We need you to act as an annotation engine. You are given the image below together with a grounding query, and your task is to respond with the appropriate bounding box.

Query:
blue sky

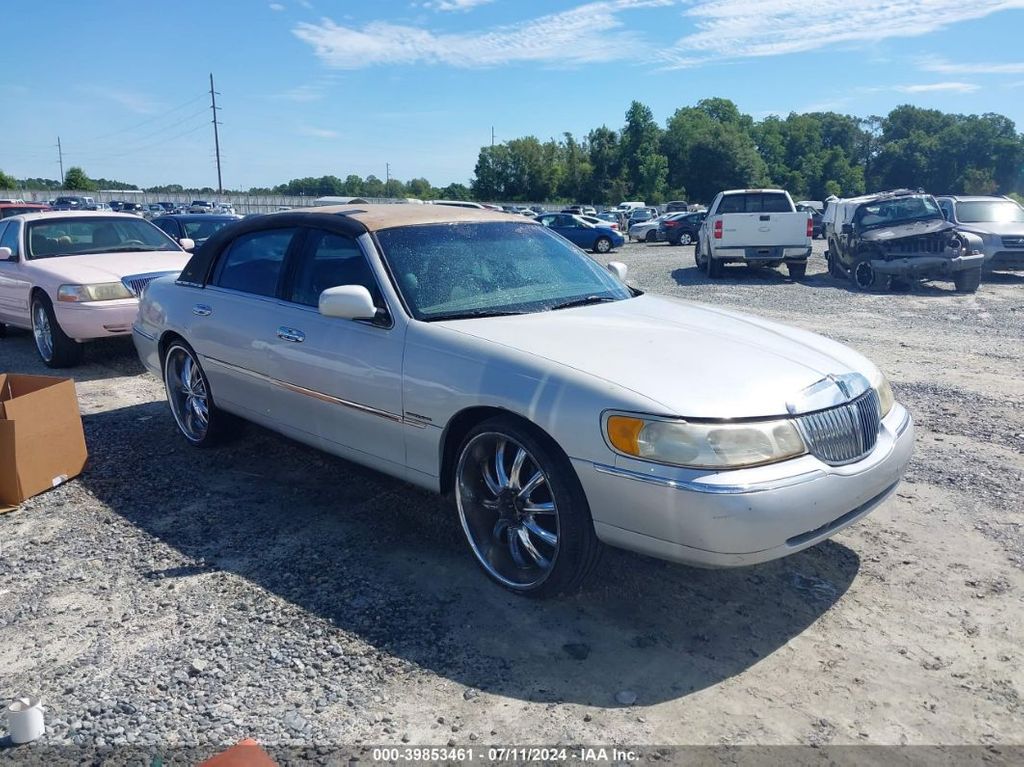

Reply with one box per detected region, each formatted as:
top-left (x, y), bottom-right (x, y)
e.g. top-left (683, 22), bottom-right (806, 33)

top-left (3, 0), bottom-right (1024, 190)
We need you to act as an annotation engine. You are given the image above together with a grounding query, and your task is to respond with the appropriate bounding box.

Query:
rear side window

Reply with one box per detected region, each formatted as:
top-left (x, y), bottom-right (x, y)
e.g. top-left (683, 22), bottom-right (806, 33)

top-left (718, 193), bottom-right (792, 213)
top-left (1, 221), bottom-right (20, 257)
top-left (213, 228), bottom-right (297, 298)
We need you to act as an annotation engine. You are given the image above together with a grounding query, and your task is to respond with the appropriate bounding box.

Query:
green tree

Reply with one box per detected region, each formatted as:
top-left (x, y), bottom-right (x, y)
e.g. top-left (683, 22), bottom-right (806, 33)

top-left (0, 169), bottom-right (17, 189)
top-left (63, 166), bottom-right (95, 191)
top-left (620, 101), bottom-right (667, 201)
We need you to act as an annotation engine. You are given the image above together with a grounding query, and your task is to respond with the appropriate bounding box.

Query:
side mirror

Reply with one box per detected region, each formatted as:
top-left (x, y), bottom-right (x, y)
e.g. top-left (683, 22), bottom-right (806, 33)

top-left (0, 246), bottom-right (13, 261)
top-left (179, 237), bottom-right (195, 252)
top-left (607, 261), bottom-right (628, 281)
top-left (319, 285), bottom-right (378, 321)
top-left (841, 223), bottom-right (853, 235)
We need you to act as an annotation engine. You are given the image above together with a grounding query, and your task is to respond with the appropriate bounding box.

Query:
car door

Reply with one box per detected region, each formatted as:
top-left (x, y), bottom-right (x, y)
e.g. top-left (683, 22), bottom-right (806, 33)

top-left (267, 227), bottom-right (407, 470)
top-left (0, 220), bottom-right (30, 325)
top-left (186, 226), bottom-right (301, 425)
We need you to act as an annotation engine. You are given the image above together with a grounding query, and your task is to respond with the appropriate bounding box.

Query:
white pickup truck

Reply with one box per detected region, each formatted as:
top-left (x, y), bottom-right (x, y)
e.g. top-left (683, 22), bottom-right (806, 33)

top-left (695, 189), bottom-right (813, 279)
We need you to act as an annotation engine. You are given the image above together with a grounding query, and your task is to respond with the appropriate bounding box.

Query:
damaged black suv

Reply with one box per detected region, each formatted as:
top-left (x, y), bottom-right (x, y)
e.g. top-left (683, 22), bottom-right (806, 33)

top-left (826, 190), bottom-right (985, 293)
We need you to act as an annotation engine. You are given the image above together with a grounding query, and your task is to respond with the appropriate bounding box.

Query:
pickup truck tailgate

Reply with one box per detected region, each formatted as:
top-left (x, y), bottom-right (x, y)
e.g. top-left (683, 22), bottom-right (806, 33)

top-left (716, 212), bottom-right (809, 247)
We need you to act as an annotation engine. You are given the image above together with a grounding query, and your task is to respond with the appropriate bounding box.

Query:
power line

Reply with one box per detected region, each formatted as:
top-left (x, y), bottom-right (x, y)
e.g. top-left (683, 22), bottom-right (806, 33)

top-left (81, 93), bottom-right (207, 144)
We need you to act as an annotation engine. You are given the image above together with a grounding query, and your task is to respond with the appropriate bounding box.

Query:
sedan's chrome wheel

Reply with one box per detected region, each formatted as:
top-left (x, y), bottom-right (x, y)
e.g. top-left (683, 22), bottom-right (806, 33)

top-left (164, 345), bottom-right (210, 443)
top-left (456, 432), bottom-right (560, 590)
top-left (679, 232), bottom-right (692, 245)
top-left (31, 301), bottom-right (54, 362)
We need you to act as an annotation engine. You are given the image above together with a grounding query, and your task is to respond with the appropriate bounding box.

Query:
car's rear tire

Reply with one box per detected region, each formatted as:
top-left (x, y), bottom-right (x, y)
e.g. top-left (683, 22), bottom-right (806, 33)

top-left (162, 340), bottom-right (233, 447)
top-left (454, 416), bottom-right (601, 598)
top-left (593, 236), bottom-right (613, 254)
top-left (31, 293), bottom-right (83, 368)
top-left (706, 250), bottom-right (723, 278)
top-left (677, 232), bottom-right (692, 246)
top-left (787, 261), bottom-right (807, 280)
top-left (953, 268), bottom-right (981, 294)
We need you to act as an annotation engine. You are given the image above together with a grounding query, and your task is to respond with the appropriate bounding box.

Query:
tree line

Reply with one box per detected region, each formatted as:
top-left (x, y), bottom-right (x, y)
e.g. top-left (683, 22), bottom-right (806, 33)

top-left (4, 98), bottom-right (1022, 204)
top-left (471, 99), bottom-right (1024, 204)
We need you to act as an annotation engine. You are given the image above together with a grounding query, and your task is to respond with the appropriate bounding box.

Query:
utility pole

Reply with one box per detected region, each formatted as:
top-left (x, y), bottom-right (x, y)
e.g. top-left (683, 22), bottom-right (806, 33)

top-left (386, 162), bottom-right (391, 197)
top-left (56, 136), bottom-right (64, 186)
top-left (491, 126), bottom-right (495, 147)
top-left (209, 73), bottom-right (223, 194)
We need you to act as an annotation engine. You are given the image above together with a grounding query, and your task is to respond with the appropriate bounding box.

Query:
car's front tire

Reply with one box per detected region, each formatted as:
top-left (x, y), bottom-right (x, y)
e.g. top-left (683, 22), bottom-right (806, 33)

top-left (162, 340), bottom-right (233, 447)
top-left (454, 416), bottom-right (601, 598)
top-left (953, 268), bottom-right (981, 293)
top-left (593, 236), bottom-right (613, 254)
top-left (31, 293), bottom-right (83, 368)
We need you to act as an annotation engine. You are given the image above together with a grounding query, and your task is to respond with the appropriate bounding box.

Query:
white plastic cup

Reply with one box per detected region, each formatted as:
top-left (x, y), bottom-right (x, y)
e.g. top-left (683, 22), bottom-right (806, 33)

top-left (6, 697), bottom-right (45, 744)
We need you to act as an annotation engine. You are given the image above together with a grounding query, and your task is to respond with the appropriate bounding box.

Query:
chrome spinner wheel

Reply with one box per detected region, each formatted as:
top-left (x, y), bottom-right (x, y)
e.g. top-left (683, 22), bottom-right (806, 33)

top-left (164, 344), bottom-right (210, 443)
top-left (32, 300), bottom-right (54, 362)
top-left (456, 432), bottom-right (560, 590)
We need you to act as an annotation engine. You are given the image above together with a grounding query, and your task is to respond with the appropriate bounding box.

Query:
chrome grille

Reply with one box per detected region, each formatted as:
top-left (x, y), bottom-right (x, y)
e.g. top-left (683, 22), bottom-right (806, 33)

top-left (121, 271), bottom-right (177, 297)
top-left (794, 389), bottom-right (881, 465)
top-left (1001, 236), bottom-right (1024, 249)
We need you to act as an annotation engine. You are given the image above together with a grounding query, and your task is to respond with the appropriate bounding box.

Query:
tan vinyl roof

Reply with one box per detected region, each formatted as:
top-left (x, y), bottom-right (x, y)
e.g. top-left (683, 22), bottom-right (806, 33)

top-left (283, 203), bottom-right (534, 232)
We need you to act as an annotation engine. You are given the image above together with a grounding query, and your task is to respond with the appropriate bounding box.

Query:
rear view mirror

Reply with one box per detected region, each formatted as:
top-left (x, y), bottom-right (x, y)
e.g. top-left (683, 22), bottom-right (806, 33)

top-left (319, 285), bottom-right (377, 321)
top-left (607, 261), bottom-right (628, 281)
top-left (179, 237), bottom-right (195, 252)
top-left (0, 246), bottom-right (12, 261)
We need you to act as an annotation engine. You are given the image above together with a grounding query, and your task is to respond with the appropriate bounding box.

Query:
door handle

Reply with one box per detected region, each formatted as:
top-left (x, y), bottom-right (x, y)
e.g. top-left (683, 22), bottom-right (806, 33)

top-left (192, 304), bottom-right (212, 316)
top-left (276, 326), bottom-right (305, 343)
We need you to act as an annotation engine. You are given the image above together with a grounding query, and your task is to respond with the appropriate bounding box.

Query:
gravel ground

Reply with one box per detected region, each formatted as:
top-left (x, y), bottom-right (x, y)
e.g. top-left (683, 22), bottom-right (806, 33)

top-left (1, 240), bottom-right (1023, 760)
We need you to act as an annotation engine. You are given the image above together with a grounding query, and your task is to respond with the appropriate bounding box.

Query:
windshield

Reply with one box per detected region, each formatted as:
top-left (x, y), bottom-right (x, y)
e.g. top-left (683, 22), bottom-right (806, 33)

top-left (26, 216), bottom-right (181, 259)
top-left (855, 195), bottom-right (943, 229)
top-left (955, 200), bottom-right (1024, 224)
top-left (375, 222), bottom-right (632, 321)
top-left (183, 219), bottom-right (234, 243)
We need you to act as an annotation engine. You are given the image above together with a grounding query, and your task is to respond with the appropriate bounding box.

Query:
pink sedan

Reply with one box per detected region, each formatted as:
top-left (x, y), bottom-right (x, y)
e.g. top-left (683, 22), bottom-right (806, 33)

top-left (0, 211), bottom-right (196, 367)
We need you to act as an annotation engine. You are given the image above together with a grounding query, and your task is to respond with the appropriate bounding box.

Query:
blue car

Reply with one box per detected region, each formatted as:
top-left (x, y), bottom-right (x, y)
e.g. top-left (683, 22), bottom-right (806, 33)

top-left (536, 212), bottom-right (624, 254)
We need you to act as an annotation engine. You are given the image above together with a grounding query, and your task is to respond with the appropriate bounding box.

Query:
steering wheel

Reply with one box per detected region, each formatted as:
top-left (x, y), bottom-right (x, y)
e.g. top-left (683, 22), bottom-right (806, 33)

top-left (121, 239), bottom-right (147, 248)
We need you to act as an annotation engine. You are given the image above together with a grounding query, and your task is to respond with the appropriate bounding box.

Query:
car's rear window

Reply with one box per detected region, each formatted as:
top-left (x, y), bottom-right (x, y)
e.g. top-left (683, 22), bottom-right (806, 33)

top-left (718, 193), bottom-right (793, 214)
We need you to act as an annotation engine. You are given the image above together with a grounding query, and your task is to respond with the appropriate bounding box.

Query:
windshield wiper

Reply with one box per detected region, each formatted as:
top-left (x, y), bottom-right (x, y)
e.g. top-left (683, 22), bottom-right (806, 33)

top-left (548, 295), bottom-right (617, 311)
top-left (426, 309), bottom-right (527, 322)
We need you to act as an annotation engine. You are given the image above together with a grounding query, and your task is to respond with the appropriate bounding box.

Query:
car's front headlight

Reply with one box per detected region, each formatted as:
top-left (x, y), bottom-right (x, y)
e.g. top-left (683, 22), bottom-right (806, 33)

top-left (605, 414), bottom-right (806, 470)
top-left (57, 282), bottom-right (134, 302)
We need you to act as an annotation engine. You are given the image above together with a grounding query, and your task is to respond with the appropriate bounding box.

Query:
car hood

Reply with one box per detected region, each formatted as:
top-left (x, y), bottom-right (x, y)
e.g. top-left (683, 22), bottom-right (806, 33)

top-left (955, 220), bottom-right (1024, 237)
top-left (27, 251), bottom-right (190, 284)
top-left (860, 219), bottom-right (953, 241)
top-left (440, 294), bottom-right (877, 418)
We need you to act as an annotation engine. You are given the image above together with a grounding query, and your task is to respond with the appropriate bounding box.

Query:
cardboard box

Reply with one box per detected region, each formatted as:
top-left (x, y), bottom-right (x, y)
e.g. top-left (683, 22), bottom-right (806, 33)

top-left (0, 373), bottom-right (88, 513)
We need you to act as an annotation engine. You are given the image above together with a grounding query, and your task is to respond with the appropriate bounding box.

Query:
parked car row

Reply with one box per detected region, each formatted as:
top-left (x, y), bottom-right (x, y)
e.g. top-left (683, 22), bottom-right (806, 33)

top-left (622, 187), bottom-right (1023, 293)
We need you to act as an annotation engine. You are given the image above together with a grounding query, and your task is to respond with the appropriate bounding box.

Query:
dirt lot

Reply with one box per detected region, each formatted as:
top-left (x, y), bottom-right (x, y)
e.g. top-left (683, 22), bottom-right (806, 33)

top-left (1, 241), bottom-right (1022, 757)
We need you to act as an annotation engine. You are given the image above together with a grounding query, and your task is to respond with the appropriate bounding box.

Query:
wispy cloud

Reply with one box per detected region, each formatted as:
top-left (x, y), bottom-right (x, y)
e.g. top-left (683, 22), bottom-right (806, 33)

top-left (919, 57), bottom-right (1024, 75)
top-left (662, 0), bottom-right (1024, 67)
top-left (269, 2), bottom-right (285, 10)
top-left (275, 83), bottom-right (326, 102)
top-left (894, 81), bottom-right (979, 93)
top-left (293, 0), bottom-right (672, 69)
top-left (298, 125), bottom-right (339, 139)
top-left (81, 86), bottom-right (159, 114)
top-left (423, 0), bottom-right (494, 11)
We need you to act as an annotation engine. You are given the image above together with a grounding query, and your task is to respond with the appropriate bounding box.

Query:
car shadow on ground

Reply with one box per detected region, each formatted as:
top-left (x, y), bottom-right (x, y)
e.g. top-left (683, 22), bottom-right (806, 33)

top-left (79, 401), bottom-right (862, 708)
top-left (1, 328), bottom-right (146, 382)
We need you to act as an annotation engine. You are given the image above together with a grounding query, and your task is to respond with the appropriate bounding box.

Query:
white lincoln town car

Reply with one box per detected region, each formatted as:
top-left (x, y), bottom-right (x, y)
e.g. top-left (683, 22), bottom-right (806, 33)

top-left (133, 205), bottom-right (914, 597)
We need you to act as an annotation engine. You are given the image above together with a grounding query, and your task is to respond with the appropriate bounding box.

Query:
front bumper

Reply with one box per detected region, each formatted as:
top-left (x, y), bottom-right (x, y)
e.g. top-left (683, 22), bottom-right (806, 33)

top-left (576, 404), bottom-right (914, 567)
top-left (131, 323), bottom-right (162, 376)
top-left (871, 252), bottom-right (983, 276)
top-left (55, 299), bottom-right (140, 341)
